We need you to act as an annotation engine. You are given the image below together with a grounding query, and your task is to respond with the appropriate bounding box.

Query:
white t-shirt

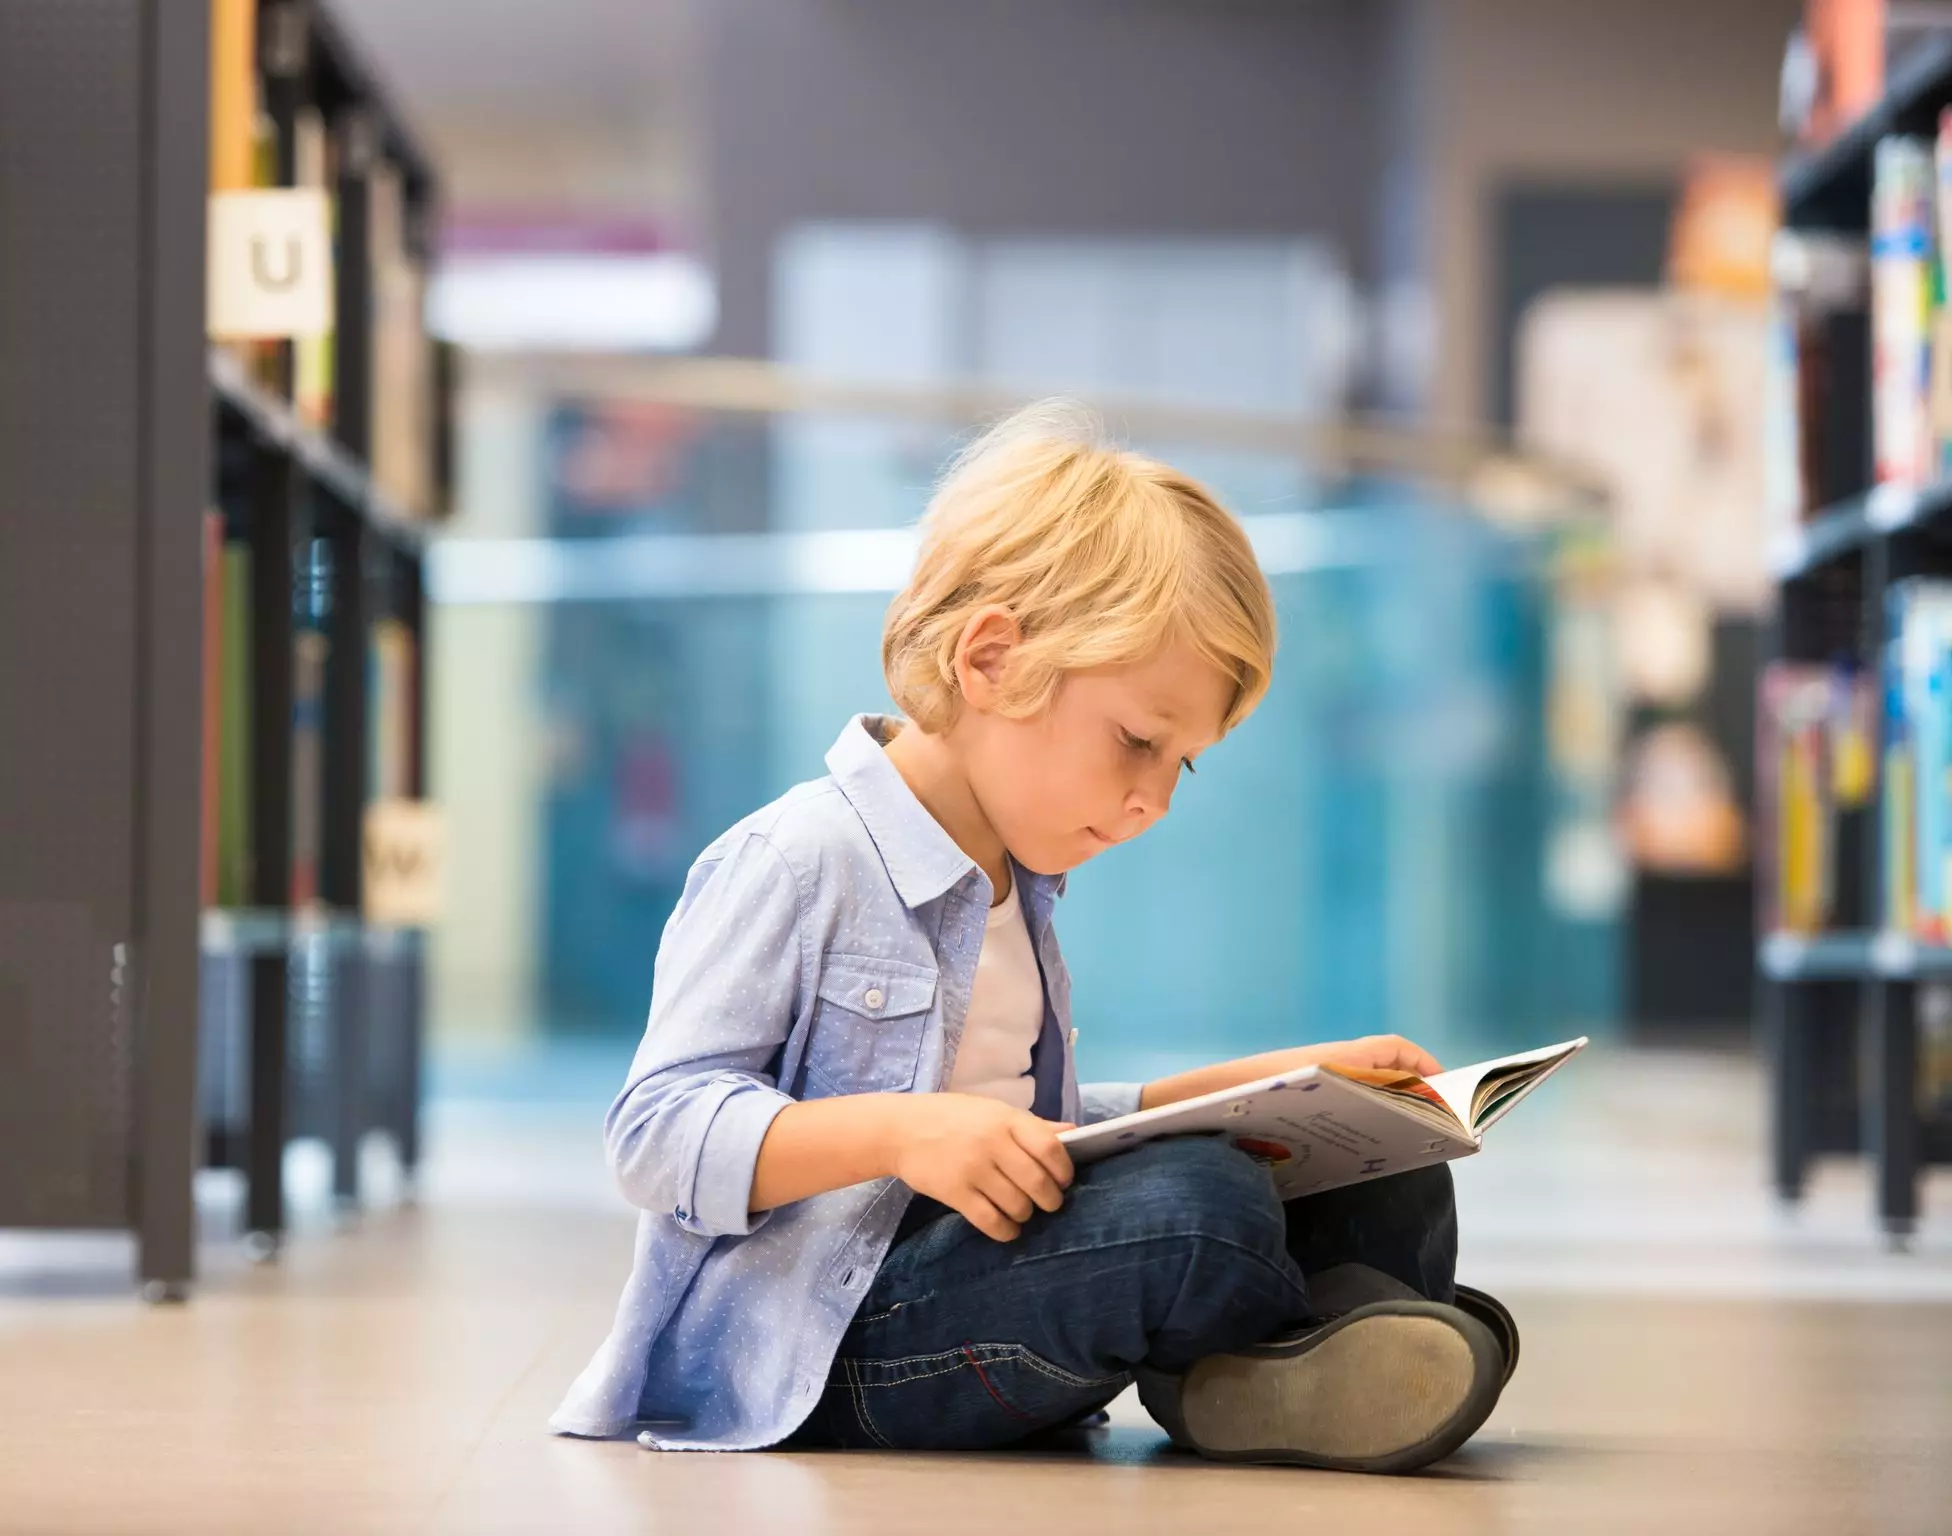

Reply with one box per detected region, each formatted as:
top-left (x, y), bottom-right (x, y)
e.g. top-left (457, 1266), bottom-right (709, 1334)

top-left (947, 876), bottom-right (1045, 1111)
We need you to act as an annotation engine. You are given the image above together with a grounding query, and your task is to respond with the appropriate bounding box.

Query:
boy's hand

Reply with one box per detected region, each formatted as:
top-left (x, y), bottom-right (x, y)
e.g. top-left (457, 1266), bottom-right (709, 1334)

top-left (1303, 1035), bottom-right (1443, 1078)
top-left (885, 1093), bottom-right (1074, 1242)
top-left (1134, 1035), bottom-right (1445, 1114)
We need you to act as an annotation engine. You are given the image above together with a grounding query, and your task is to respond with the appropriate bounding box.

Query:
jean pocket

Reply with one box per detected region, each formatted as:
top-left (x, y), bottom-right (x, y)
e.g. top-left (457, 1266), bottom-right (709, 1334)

top-left (801, 952), bottom-right (936, 1098)
top-left (837, 1344), bottom-right (1128, 1450)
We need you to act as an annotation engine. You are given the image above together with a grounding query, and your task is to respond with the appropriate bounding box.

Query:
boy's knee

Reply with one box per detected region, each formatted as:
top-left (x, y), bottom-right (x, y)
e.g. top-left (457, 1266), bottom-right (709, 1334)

top-left (1083, 1138), bottom-right (1302, 1367)
top-left (1374, 1162), bottom-right (1457, 1231)
top-left (1108, 1136), bottom-right (1289, 1259)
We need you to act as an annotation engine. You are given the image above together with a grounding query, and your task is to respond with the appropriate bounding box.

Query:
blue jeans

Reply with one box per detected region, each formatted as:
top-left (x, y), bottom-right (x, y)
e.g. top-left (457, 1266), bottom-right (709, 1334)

top-left (786, 1136), bottom-right (1459, 1451)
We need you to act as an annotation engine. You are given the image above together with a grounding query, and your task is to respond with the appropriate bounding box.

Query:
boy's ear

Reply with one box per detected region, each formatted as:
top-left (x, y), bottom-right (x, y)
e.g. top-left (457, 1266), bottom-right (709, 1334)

top-left (954, 606), bottom-right (1021, 713)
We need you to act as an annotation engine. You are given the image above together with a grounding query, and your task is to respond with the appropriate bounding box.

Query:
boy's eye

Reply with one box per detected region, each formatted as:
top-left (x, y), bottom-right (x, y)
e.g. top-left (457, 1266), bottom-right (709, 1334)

top-left (1120, 727), bottom-right (1196, 777)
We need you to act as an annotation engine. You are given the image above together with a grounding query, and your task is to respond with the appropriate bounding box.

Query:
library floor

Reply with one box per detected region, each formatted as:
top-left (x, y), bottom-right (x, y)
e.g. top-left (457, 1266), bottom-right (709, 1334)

top-left (4, 1046), bottom-right (1951, 1536)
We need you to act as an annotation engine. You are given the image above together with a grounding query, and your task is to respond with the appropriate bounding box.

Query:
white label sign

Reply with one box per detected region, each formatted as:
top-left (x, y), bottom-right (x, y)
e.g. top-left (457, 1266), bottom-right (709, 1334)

top-left (362, 799), bottom-right (444, 927)
top-left (207, 189), bottom-right (334, 339)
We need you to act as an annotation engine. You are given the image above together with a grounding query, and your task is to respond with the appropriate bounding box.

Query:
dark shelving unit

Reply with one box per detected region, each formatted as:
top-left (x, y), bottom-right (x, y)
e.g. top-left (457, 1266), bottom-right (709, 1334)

top-left (1765, 41), bottom-right (1952, 1241)
top-left (195, 1), bottom-right (445, 1256)
top-left (0, 0), bottom-right (210, 1299)
top-left (0, 0), bottom-right (446, 1297)
top-left (1767, 480), bottom-right (1952, 581)
top-left (1782, 34), bottom-right (1952, 230)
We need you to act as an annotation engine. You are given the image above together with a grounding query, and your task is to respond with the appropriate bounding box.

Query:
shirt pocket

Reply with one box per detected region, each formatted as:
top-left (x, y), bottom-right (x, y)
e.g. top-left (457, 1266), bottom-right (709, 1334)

top-left (801, 951), bottom-right (938, 1099)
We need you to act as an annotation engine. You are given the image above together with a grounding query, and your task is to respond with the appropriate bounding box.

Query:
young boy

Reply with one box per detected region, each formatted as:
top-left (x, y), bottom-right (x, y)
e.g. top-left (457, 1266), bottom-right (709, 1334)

top-left (552, 405), bottom-right (1517, 1473)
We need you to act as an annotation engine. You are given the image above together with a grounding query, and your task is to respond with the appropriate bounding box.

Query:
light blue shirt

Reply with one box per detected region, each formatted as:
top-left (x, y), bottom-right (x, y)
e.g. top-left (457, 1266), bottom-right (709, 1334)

top-left (551, 715), bottom-right (1143, 1447)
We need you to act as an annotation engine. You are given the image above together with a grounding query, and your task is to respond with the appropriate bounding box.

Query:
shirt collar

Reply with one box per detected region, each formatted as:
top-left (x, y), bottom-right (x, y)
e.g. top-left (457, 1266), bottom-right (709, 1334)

top-left (825, 714), bottom-right (1068, 913)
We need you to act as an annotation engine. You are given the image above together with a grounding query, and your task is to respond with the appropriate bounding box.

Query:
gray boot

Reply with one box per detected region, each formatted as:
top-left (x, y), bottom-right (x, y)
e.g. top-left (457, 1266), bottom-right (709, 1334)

top-left (1135, 1268), bottom-right (1505, 1475)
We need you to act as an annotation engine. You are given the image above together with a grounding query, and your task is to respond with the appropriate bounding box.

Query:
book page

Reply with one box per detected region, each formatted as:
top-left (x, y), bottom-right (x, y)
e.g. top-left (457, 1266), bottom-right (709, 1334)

top-left (1061, 1067), bottom-right (1479, 1199)
top-left (1425, 1037), bottom-right (1588, 1136)
top-left (1317, 1063), bottom-right (1467, 1137)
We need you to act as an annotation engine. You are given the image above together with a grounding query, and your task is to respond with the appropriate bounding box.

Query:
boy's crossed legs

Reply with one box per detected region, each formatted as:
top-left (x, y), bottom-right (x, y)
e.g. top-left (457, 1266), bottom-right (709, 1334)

top-left (789, 1137), bottom-right (1504, 1471)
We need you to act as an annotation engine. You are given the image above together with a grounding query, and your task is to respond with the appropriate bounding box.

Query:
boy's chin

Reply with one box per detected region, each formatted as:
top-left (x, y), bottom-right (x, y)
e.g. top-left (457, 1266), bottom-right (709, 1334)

top-left (1012, 832), bottom-right (1110, 877)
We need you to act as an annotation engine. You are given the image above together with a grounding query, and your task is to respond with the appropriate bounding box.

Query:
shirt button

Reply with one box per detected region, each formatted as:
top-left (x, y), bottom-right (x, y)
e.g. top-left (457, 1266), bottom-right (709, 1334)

top-left (863, 987), bottom-right (885, 1011)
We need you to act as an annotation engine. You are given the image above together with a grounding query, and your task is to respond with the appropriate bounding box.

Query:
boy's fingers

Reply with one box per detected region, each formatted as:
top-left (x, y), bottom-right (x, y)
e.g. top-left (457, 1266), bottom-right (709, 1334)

top-left (1011, 1119), bottom-right (1076, 1187)
top-left (994, 1138), bottom-right (1065, 1213)
top-left (976, 1164), bottom-right (1037, 1224)
top-left (1404, 1042), bottom-right (1442, 1075)
top-left (1379, 1034), bottom-right (1441, 1075)
top-left (960, 1189), bottom-right (1021, 1242)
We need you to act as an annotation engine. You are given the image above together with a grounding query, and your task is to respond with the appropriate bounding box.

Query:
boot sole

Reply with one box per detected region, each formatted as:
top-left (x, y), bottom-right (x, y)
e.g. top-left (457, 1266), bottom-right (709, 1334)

top-left (1141, 1302), bottom-right (1503, 1474)
top-left (1454, 1284), bottom-right (1519, 1387)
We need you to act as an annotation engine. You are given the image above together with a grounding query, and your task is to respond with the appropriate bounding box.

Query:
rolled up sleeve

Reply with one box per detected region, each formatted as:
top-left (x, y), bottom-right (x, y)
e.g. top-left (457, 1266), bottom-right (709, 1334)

top-left (604, 832), bottom-right (806, 1239)
top-left (1079, 1081), bottom-right (1144, 1125)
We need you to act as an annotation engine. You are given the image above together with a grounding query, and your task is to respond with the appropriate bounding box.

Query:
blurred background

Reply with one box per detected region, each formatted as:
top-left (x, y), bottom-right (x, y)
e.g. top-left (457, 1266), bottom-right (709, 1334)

top-left (390, 0), bottom-right (1789, 1078)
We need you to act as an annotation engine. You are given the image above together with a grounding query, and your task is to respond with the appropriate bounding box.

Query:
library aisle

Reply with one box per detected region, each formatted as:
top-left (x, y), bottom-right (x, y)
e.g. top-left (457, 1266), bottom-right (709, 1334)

top-left (2, 1048), bottom-right (1948, 1535)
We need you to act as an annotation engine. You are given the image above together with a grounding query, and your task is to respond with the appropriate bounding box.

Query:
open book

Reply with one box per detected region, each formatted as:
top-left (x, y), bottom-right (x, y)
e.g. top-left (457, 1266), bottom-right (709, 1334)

top-left (1061, 1038), bottom-right (1588, 1199)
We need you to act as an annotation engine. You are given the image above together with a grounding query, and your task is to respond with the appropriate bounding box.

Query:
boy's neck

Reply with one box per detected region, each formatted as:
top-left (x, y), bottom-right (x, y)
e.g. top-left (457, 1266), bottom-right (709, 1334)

top-left (880, 721), bottom-right (1013, 905)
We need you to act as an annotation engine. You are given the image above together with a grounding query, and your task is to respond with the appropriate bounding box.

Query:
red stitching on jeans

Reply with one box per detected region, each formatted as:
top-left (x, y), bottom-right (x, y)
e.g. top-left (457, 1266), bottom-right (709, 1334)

top-left (960, 1343), bottom-right (1035, 1422)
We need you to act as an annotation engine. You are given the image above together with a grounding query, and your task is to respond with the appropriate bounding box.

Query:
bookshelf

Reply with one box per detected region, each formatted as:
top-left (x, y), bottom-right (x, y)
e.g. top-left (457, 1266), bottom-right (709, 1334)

top-left (1767, 481), bottom-right (1952, 579)
top-left (1782, 33), bottom-right (1952, 228)
top-left (1765, 33), bottom-right (1952, 1241)
top-left (0, 0), bottom-right (448, 1297)
top-left (201, 0), bottom-right (447, 1248)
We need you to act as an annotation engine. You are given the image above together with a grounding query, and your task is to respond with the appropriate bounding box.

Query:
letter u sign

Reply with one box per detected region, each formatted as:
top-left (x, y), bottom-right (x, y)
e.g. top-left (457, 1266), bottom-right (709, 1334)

top-left (208, 189), bottom-right (334, 339)
top-left (251, 236), bottom-right (303, 292)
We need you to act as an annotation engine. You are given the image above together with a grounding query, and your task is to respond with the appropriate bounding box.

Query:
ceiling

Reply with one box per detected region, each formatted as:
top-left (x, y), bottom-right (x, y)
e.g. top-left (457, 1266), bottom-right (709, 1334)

top-left (327, 0), bottom-right (704, 228)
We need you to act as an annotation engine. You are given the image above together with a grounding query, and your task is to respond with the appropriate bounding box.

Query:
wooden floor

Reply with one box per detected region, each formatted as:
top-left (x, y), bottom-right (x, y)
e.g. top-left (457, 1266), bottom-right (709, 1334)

top-left (4, 1048), bottom-right (1951, 1535)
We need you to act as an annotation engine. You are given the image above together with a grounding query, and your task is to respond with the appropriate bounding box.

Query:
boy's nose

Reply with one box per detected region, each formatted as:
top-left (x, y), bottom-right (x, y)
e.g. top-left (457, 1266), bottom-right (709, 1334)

top-left (1125, 773), bottom-right (1176, 825)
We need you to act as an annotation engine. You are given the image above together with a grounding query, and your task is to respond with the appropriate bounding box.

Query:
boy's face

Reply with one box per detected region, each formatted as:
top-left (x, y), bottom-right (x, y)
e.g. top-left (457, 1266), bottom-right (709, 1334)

top-left (962, 634), bottom-right (1234, 876)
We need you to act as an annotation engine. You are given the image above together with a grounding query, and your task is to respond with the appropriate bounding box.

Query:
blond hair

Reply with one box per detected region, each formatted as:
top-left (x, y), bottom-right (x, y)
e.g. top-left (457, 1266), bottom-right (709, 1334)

top-left (883, 401), bottom-right (1277, 735)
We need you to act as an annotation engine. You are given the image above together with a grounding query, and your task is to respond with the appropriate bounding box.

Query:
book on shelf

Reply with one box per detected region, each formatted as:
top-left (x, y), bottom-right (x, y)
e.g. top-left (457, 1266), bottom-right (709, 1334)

top-left (367, 158), bottom-right (436, 518)
top-left (1886, 580), bottom-right (1952, 941)
top-left (1062, 1040), bottom-right (1588, 1199)
top-left (208, 0), bottom-right (257, 195)
top-left (1872, 135), bottom-right (1936, 489)
top-left (293, 105), bottom-right (336, 432)
top-left (368, 617), bottom-right (417, 801)
top-left (209, 0), bottom-right (262, 384)
top-left (1766, 586), bottom-right (1952, 945)
top-left (1758, 661), bottom-right (1875, 936)
top-left (1765, 229), bottom-right (1868, 543)
top-left (289, 538), bottom-right (331, 910)
top-left (215, 537), bottom-right (255, 909)
top-left (1767, 119), bottom-right (1952, 546)
top-left (208, 1), bottom-right (442, 497)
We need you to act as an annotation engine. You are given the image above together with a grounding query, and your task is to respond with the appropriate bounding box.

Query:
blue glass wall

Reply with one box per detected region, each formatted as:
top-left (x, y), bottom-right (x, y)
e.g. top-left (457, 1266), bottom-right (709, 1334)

top-left (522, 485), bottom-right (1615, 1070)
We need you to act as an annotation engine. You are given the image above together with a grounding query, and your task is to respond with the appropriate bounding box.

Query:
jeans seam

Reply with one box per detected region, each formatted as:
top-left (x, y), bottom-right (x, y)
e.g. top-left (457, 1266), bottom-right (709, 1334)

top-left (850, 1356), bottom-right (973, 1387)
top-left (960, 1343), bottom-right (1037, 1422)
top-left (1005, 1348), bottom-right (1128, 1392)
top-left (839, 1341), bottom-right (1127, 1394)
top-left (853, 1292), bottom-right (927, 1327)
top-left (846, 1356), bottom-right (895, 1449)
top-left (843, 1343), bottom-right (998, 1384)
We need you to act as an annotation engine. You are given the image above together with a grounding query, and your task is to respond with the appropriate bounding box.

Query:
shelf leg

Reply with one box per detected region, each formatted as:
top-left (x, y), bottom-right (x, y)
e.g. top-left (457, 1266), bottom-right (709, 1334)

top-left (1866, 980), bottom-right (1921, 1240)
top-left (330, 937), bottom-right (367, 1211)
top-left (1766, 978), bottom-right (1812, 1203)
top-left (245, 950), bottom-right (288, 1243)
top-left (397, 934), bottom-right (424, 1185)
